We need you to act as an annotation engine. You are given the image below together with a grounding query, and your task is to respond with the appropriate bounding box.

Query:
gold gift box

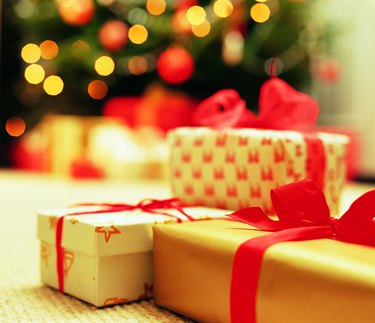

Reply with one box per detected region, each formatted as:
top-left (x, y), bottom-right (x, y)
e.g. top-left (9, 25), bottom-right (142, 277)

top-left (154, 219), bottom-right (375, 323)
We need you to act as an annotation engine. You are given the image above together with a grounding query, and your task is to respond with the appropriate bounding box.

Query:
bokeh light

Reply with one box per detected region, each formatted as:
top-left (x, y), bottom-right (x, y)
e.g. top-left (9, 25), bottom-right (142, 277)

top-left (213, 0), bottom-right (233, 18)
top-left (191, 20), bottom-right (211, 38)
top-left (6, 117), bottom-right (26, 137)
top-left (186, 6), bottom-right (206, 26)
top-left (128, 56), bottom-right (148, 75)
top-left (21, 43), bottom-right (41, 63)
top-left (43, 75), bottom-right (64, 95)
top-left (88, 80), bottom-right (108, 99)
top-left (24, 64), bottom-right (45, 84)
top-left (146, 0), bottom-right (166, 16)
top-left (94, 56), bottom-right (115, 76)
top-left (128, 25), bottom-right (148, 44)
top-left (71, 40), bottom-right (90, 59)
top-left (250, 3), bottom-right (271, 23)
top-left (39, 40), bottom-right (59, 60)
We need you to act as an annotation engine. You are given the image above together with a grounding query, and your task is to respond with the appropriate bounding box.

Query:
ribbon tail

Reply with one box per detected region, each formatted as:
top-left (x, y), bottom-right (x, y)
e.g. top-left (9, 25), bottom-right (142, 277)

top-left (231, 225), bottom-right (332, 323)
top-left (227, 207), bottom-right (287, 231)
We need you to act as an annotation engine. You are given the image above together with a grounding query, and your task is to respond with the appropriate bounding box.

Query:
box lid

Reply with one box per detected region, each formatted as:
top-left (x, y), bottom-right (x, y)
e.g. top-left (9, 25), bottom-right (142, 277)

top-left (37, 205), bottom-right (229, 257)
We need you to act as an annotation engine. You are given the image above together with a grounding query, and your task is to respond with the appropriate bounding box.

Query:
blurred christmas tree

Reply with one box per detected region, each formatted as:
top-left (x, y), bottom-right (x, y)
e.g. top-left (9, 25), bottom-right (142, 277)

top-left (1, 0), bottom-right (333, 165)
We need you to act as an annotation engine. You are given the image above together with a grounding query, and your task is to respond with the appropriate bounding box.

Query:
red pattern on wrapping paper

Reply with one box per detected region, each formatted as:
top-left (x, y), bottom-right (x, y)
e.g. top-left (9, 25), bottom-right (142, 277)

top-left (236, 168), bottom-right (248, 181)
top-left (226, 152), bottom-right (236, 163)
top-left (249, 184), bottom-right (261, 198)
top-left (204, 185), bottom-right (215, 197)
top-left (228, 179), bottom-right (375, 323)
top-left (138, 282), bottom-right (154, 299)
top-left (273, 146), bottom-right (285, 163)
top-left (174, 137), bottom-right (182, 147)
top-left (194, 198), bottom-right (205, 205)
top-left (328, 143), bottom-right (334, 154)
top-left (173, 168), bottom-right (182, 178)
top-left (261, 137), bottom-right (272, 145)
top-left (95, 225), bottom-right (121, 242)
top-left (226, 186), bottom-right (238, 198)
top-left (194, 137), bottom-right (203, 146)
top-left (192, 168), bottom-right (202, 179)
top-left (213, 168), bottom-right (224, 180)
top-left (295, 144), bottom-right (303, 157)
top-left (260, 166), bottom-right (273, 181)
top-left (182, 152), bottom-right (192, 163)
top-left (216, 200), bottom-right (228, 210)
top-left (248, 150), bottom-right (259, 163)
top-left (238, 136), bottom-right (249, 146)
top-left (328, 169), bottom-right (335, 181)
top-left (216, 134), bottom-right (227, 146)
top-left (184, 185), bottom-right (194, 195)
top-left (63, 250), bottom-right (75, 277)
top-left (304, 135), bottom-right (326, 189)
top-left (203, 151), bottom-right (213, 163)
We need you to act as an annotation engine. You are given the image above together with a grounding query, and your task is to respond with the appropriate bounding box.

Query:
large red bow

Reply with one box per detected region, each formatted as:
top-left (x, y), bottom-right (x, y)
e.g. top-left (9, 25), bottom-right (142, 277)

top-left (227, 179), bottom-right (375, 323)
top-left (56, 198), bottom-right (194, 293)
top-left (193, 78), bottom-right (319, 130)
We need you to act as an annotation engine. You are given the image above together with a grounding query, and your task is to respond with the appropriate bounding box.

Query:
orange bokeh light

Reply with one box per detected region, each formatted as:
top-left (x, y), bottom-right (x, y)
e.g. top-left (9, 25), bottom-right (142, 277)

top-left (6, 117), bottom-right (26, 137)
top-left (39, 40), bottom-right (59, 60)
top-left (88, 80), bottom-right (108, 99)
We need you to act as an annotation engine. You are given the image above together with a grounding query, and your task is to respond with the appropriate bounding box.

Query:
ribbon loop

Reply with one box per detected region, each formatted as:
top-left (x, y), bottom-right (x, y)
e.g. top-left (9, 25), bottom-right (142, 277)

top-left (228, 179), bottom-right (375, 323)
top-left (193, 78), bottom-right (319, 130)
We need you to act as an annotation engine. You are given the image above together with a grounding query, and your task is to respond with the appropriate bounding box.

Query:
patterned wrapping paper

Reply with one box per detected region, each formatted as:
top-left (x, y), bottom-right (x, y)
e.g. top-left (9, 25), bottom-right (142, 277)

top-left (37, 205), bottom-right (228, 307)
top-left (169, 127), bottom-right (349, 214)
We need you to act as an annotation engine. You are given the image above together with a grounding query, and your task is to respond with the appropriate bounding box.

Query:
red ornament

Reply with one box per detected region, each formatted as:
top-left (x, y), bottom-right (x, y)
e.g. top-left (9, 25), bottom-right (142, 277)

top-left (314, 59), bottom-right (341, 83)
top-left (57, 0), bottom-right (95, 26)
top-left (99, 20), bottom-right (129, 52)
top-left (157, 47), bottom-right (194, 84)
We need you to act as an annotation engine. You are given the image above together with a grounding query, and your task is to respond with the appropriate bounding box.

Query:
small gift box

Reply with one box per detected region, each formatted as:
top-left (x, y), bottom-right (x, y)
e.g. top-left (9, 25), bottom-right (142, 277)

top-left (37, 199), bottom-right (228, 307)
top-left (154, 180), bottom-right (375, 323)
top-left (169, 79), bottom-right (349, 214)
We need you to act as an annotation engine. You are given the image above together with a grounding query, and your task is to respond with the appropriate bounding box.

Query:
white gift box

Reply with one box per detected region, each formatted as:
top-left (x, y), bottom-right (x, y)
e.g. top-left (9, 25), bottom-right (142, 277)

top-left (37, 203), bottom-right (228, 307)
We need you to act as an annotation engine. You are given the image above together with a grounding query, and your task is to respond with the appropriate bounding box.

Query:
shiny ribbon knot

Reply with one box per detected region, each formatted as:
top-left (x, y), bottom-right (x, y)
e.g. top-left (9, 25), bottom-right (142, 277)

top-left (227, 179), bottom-right (375, 323)
top-left (56, 198), bottom-right (194, 294)
top-left (193, 78), bottom-right (319, 130)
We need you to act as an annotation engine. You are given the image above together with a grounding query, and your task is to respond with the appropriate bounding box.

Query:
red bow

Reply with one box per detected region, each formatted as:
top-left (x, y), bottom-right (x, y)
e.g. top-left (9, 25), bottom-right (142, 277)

top-left (193, 78), bottom-right (319, 130)
top-left (227, 179), bottom-right (375, 323)
top-left (56, 198), bottom-right (194, 294)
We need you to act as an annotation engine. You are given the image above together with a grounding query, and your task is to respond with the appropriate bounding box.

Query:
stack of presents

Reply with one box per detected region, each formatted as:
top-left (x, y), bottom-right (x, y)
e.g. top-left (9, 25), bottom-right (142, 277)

top-left (37, 78), bottom-right (375, 322)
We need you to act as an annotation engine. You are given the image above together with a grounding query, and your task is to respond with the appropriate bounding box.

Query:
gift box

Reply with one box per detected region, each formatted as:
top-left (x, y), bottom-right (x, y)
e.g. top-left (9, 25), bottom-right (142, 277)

top-left (37, 200), bottom-right (228, 307)
top-left (169, 127), bottom-right (348, 214)
top-left (154, 181), bottom-right (375, 323)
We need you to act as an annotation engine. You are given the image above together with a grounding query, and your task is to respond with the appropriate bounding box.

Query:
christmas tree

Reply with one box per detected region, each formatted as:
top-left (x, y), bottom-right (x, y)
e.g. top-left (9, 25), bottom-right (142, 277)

top-left (1, 0), bottom-right (331, 166)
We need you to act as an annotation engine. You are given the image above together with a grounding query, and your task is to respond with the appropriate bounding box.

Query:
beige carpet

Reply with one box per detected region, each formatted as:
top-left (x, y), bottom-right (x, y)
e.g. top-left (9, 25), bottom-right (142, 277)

top-left (0, 171), bottom-right (192, 322)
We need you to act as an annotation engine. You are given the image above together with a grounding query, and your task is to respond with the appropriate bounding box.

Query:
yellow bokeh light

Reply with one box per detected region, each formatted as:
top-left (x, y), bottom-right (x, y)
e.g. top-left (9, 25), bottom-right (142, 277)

top-left (88, 80), bottom-right (108, 100)
top-left (186, 6), bottom-right (206, 26)
top-left (21, 43), bottom-right (41, 63)
top-left (6, 117), bottom-right (26, 137)
top-left (250, 3), bottom-right (271, 23)
top-left (39, 40), bottom-right (59, 60)
top-left (128, 25), bottom-right (148, 44)
top-left (94, 56), bottom-right (115, 76)
top-left (128, 56), bottom-right (148, 75)
top-left (43, 75), bottom-right (64, 96)
top-left (213, 0), bottom-right (233, 18)
top-left (191, 20), bottom-right (211, 38)
top-left (146, 0), bottom-right (166, 16)
top-left (24, 64), bottom-right (45, 84)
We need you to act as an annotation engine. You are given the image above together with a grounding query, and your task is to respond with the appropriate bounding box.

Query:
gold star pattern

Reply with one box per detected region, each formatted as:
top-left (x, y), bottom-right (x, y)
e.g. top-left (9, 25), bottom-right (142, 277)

top-left (95, 225), bottom-right (121, 242)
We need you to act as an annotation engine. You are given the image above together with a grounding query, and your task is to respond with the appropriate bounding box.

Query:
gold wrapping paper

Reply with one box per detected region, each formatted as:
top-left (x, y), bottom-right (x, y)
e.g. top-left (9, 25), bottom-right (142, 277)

top-left (154, 219), bottom-right (375, 323)
top-left (168, 127), bottom-right (348, 214)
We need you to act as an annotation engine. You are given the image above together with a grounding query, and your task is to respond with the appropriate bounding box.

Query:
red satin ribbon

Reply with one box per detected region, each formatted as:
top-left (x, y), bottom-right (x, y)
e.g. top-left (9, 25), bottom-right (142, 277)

top-left (227, 179), bottom-right (375, 323)
top-left (55, 198), bottom-right (194, 293)
top-left (193, 78), bottom-right (319, 131)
